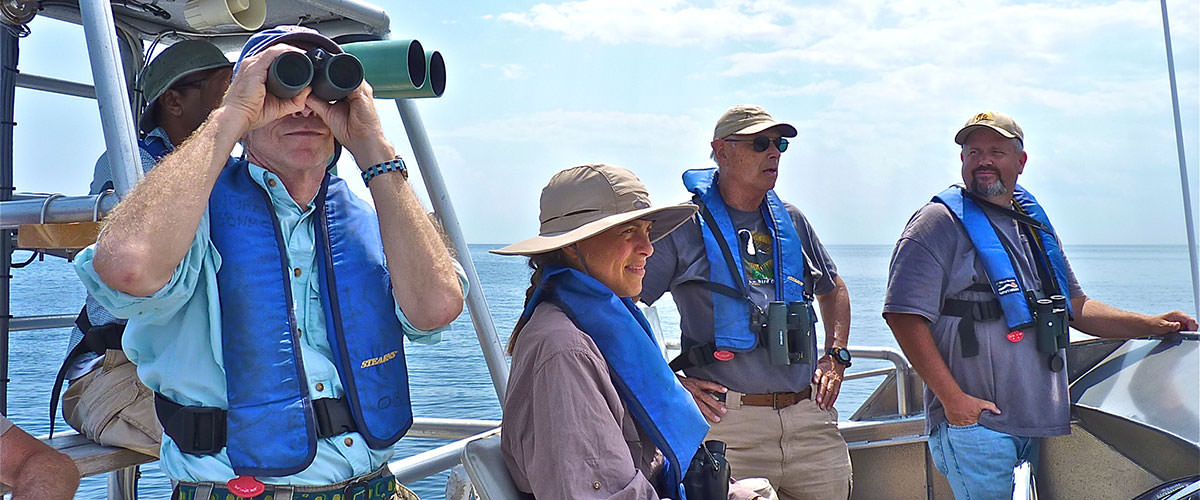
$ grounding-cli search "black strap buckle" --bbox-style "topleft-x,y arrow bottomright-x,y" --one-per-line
313,397 -> 356,438
344,474 -> 372,500
155,393 -> 228,455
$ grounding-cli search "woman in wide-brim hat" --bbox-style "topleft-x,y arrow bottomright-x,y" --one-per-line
494,164 -> 762,499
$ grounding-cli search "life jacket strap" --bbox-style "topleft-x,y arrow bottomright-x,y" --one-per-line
669,343 -> 717,372
940,288 -> 1004,358
155,393 -> 358,455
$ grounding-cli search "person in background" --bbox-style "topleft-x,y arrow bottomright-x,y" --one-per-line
1,415 -> 80,500
76,25 -> 464,499
50,39 -> 233,456
883,110 -> 1198,500
642,105 -> 854,499
496,164 -> 770,499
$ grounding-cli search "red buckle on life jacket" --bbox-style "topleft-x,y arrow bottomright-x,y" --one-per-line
227,476 -> 265,498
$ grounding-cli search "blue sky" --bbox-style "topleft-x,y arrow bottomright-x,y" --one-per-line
11,0 -> 1199,246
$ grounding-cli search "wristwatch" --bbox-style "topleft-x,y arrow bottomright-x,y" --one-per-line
826,346 -> 852,368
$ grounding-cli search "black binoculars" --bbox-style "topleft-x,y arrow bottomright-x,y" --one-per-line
1033,294 -> 1069,371
683,440 -> 729,500
267,48 -> 364,102
762,300 -> 816,366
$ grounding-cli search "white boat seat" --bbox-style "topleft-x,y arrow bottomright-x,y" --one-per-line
460,432 -> 531,500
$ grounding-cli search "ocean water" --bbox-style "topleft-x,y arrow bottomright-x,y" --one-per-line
4,244 -> 1195,499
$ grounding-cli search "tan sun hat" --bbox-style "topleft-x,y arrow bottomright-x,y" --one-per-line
713,104 -> 798,140
955,110 -> 1024,145
492,164 -> 698,256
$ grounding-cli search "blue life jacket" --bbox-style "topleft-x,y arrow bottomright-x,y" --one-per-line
208,159 -> 413,477
519,266 -> 709,500
682,167 -> 810,352
934,184 -> 1074,330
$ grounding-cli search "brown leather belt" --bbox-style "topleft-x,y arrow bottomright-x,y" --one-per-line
738,388 -> 812,409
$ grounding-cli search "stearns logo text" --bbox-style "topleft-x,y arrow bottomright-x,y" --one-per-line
360,350 -> 398,369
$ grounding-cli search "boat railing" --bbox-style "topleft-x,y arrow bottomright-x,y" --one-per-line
662,340 -> 920,417
9,417 -> 502,500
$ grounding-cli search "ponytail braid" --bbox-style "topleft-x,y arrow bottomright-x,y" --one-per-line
508,250 -> 568,354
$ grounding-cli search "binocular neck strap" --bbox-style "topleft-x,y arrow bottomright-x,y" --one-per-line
693,195 -> 754,303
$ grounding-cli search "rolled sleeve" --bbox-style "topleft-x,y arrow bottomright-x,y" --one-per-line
74,223 -> 216,325
395,258 -> 469,345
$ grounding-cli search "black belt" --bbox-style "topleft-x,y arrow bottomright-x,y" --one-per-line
155,393 -> 357,455
172,466 -> 399,500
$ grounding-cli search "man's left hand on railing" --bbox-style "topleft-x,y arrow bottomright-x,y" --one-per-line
812,356 -> 844,411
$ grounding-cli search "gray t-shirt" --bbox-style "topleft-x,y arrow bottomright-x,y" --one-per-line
0,414 -> 12,435
883,199 -> 1083,437
642,201 -> 839,394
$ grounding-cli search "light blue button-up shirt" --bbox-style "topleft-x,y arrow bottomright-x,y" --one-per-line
75,163 -> 467,484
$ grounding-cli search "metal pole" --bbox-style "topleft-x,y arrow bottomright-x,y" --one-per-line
79,1 -> 142,198
0,193 -> 119,229
0,26 -> 17,415
1161,0 -> 1200,320
394,99 -> 509,404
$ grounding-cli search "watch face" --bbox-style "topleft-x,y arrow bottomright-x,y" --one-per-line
830,348 -> 851,364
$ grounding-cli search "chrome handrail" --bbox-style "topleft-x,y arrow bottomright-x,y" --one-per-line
1,194 -> 119,229
661,341 -> 917,416
390,428 -> 501,485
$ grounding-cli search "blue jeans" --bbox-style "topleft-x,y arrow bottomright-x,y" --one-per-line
927,421 -> 1039,500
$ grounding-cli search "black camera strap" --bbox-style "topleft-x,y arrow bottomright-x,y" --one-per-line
1011,203 -> 1063,298
668,197 -> 767,373
692,195 -> 756,305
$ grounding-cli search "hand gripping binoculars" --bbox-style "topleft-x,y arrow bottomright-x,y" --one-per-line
267,48 -> 364,102
761,300 -> 817,366
266,39 -> 447,101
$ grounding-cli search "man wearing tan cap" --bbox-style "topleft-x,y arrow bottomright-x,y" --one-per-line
642,105 -> 854,499
883,111 -> 1196,499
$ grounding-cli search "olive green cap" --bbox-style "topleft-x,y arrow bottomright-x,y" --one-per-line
139,40 -> 232,133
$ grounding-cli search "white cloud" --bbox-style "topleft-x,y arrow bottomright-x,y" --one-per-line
500,64 -> 526,80
495,0 -> 1191,79
479,63 -> 527,79
497,0 -> 788,46
443,109 -> 704,145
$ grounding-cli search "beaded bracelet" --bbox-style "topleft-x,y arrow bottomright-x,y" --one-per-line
361,156 -> 408,186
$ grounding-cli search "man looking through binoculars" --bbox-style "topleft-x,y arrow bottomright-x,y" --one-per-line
75,25 -> 465,498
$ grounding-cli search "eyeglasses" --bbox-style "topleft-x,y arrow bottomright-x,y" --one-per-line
724,136 -> 789,153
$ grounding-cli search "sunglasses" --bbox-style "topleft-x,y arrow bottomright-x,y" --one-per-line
724,136 -> 789,153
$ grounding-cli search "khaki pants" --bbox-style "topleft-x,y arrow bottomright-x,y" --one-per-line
708,390 -> 852,500
62,349 -> 162,457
